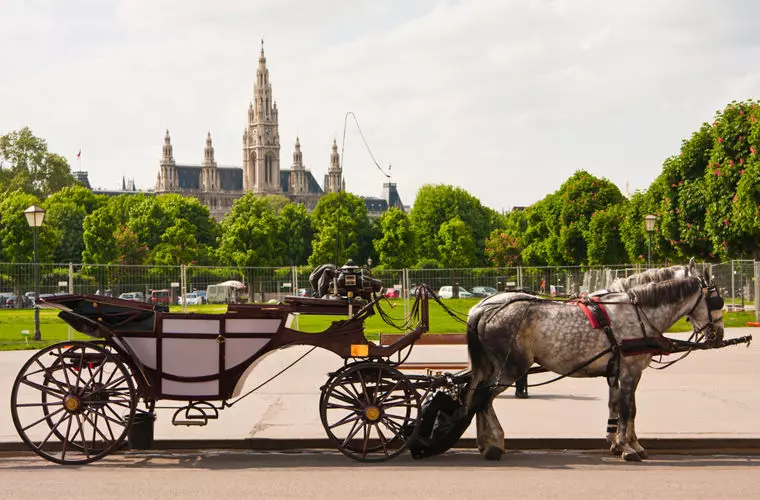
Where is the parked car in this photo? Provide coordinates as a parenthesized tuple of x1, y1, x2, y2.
(471, 286, 498, 298)
(178, 292, 203, 305)
(192, 290, 207, 304)
(437, 286, 473, 299)
(384, 288, 400, 298)
(150, 289, 171, 305)
(118, 292, 145, 302)
(296, 288, 313, 297)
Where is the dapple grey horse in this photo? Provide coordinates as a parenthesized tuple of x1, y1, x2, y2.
(466, 262, 724, 461)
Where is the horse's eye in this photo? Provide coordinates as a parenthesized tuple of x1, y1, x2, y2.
(685, 317, 691, 323)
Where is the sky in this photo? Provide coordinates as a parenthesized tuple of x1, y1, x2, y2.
(2, 0, 760, 213)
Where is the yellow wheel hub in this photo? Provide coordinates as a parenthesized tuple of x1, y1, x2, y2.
(64, 396, 80, 412)
(364, 406, 381, 421)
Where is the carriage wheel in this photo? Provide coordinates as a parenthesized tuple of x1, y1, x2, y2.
(320, 362, 420, 462)
(11, 341, 137, 465)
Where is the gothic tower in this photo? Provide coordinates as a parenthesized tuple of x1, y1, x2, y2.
(326, 139, 343, 193)
(156, 129, 177, 192)
(243, 40, 281, 194)
(200, 132, 219, 191)
(290, 137, 308, 194)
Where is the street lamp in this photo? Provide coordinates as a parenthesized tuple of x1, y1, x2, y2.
(644, 214, 656, 269)
(24, 205, 45, 341)
(366, 257, 372, 269)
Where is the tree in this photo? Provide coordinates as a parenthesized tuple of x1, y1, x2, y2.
(277, 202, 312, 266)
(309, 192, 372, 266)
(485, 228, 522, 267)
(45, 185, 108, 263)
(150, 219, 200, 266)
(409, 184, 498, 266)
(82, 205, 120, 265)
(0, 190, 57, 263)
(0, 127, 75, 197)
(586, 205, 627, 265)
(217, 193, 281, 268)
(437, 217, 476, 268)
(374, 207, 415, 269)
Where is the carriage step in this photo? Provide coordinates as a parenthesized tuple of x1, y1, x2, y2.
(172, 420, 207, 426)
(171, 401, 219, 427)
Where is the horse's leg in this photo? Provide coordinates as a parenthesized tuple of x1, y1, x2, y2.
(625, 373, 647, 459)
(606, 385, 623, 456)
(615, 368, 642, 462)
(476, 400, 505, 460)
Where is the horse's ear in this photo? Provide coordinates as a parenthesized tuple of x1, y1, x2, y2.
(688, 257, 696, 277)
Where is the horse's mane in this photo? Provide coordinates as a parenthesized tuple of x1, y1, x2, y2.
(607, 265, 690, 292)
(627, 277, 702, 307)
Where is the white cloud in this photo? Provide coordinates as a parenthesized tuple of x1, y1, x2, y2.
(1, 0, 759, 213)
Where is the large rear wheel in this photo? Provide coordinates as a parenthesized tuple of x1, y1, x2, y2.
(320, 362, 420, 462)
(11, 341, 137, 465)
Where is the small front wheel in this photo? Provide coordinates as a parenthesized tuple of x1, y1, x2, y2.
(320, 362, 420, 462)
(11, 341, 137, 465)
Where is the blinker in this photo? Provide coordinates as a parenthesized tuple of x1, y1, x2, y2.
(707, 295, 724, 311)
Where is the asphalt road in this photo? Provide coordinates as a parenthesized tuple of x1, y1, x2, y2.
(1, 450, 759, 499)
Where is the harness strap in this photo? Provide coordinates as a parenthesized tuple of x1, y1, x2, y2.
(576, 296, 620, 388)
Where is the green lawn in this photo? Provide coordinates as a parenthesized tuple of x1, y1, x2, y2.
(0, 300, 754, 351)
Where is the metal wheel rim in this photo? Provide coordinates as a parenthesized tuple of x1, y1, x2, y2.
(11, 341, 137, 465)
(320, 362, 420, 462)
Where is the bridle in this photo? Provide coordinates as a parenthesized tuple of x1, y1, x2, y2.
(684, 277, 725, 342)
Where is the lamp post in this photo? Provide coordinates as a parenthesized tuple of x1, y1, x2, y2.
(24, 205, 46, 341)
(644, 214, 656, 269)
(366, 257, 372, 270)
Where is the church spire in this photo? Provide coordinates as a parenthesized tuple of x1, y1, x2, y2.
(327, 139, 343, 193)
(202, 131, 216, 167)
(161, 129, 175, 166)
(292, 136, 304, 170)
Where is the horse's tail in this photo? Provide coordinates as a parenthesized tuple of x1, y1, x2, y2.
(466, 305, 494, 414)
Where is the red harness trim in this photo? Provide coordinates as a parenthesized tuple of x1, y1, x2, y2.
(569, 296, 611, 329)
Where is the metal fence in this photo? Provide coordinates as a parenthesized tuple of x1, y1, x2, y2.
(1, 260, 756, 311)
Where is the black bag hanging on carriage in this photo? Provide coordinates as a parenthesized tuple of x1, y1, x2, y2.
(409, 391, 474, 459)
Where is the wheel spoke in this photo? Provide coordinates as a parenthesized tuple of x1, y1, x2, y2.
(327, 388, 360, 406)
(100, 404, 128, 428)
(81, 410, 110, 444)
(341, 418, 363, 447)
(75, 414, 90, 459)
(61, 414, 73, 461)
(328, 413, 360, 430)
(56, 347, 73, 389)
(19, 377, 65, 398)
(371, 366, 384, 404)
(88, 407, 116, 442)
(361, 423, 370, 458)
(22, 406, 66, 432)
(16, 401, 64, 408)
(36, 411, 70, 450)
(356, 370, 371, 404)
(376, 425, 390, 456)
(325, 403, 361, 411)
(377, 380, 403, 404)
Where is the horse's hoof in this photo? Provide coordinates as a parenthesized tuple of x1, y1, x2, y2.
(515, 389, 529, 399)
(636, 449, 649, 460)
(483, 446, 503, 461)
(623, 451, 642, 462)
(608, 443, 623, 456)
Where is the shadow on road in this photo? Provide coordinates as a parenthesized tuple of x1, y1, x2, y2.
(3, 450, 759, 471)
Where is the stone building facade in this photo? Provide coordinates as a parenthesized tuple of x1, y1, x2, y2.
(155, 43, 340, 219)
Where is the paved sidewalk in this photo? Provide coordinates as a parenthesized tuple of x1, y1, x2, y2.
(0, 328, 756, 444)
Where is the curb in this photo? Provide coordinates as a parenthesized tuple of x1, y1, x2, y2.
(2, 438, 760, 456)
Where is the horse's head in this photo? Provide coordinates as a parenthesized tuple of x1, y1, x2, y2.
(685, 273, 725, 345)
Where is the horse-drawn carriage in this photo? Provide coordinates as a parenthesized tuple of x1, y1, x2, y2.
(11, 260, 752, 465)
(10, 264, 470, 465)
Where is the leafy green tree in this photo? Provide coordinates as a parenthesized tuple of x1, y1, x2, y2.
(82, 205, 120, 264)
(437, 217, 476, 268)
(114, 226, 148, 265)
(587, 205, 627, 265)
(278, 202, 312, 266)
(374, 207, 415, 269)
(485, 228, 522, 267)
(0, 127, 75, 197)
(217, 193, 281, 267)
(309, 192, 372, 266)
(150, 219, 200, 266)
(0, 190, 57, 263)
(409, 184, 498, 266)
(45, 185, 108, 263)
